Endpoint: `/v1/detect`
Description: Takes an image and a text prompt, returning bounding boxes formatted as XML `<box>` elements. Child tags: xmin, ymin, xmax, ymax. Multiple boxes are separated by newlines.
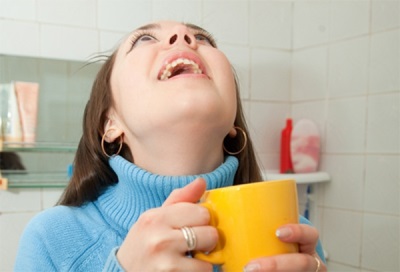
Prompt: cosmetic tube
<box><xmin>14</xmin><ymin>81</ymin><xmax>39</xmax><ymax>144</ymax></box>
<box><xmin>1</xmin><ymin>83</ymin><xmax>23</xmax><ymax>144</ymax></box>
<box><xmin>0</xmin><ymin>84</ymin><xmax>8</xmax><ymax>141</ymax></box>
<box><xmin>0</xmin><ymin>84</ymin><xmax>5</xmax><ymax>141</ymax></box>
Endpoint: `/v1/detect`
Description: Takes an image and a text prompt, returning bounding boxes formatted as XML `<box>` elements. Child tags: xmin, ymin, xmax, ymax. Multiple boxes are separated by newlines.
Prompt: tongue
<box><xmin>170</xmin><ymin>64</ymin><xmax>194</xmax><ymax>78</ymax></box>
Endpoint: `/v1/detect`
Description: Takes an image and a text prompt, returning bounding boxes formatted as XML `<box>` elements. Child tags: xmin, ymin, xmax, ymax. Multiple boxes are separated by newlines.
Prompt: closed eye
<box><xmin>129</xmin><ymin>31</ymin><xmax>158</xmax><ymax>51</ymax></box>
<box><xmin>194</xmin><ymin>33</ymin><xmax>216</xmax><ymax>47</ymax></box>
<box><xmin>185</xmin><ymin>23</ymin><xmax>217</xmax><ymax>47</ymax></box>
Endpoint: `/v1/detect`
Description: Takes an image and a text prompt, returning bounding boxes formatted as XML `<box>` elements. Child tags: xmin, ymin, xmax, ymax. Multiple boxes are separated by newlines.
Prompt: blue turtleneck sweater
<box><xmin>15</xmin><ymin>155</ymin><xmax>325</xmax><ymax>271</ymax></box>
<box><xmin>14</xmin><ymin>156</ymin><xmax>239</xmax><ymax>271</ymax></box>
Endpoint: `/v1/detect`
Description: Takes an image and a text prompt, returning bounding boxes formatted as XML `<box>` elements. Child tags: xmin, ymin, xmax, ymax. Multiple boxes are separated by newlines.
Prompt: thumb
<box><xmin>163</xmin><ymin>177</ymin><xmax>207</xmax><ymax>206</ymax></box>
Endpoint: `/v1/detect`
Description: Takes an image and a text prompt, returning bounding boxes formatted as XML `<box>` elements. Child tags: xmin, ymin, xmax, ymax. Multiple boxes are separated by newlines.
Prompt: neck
<box><xmin>126</xmin><ymin>127</ymin><xmax>226</xmax><ymax>176</ymax></box>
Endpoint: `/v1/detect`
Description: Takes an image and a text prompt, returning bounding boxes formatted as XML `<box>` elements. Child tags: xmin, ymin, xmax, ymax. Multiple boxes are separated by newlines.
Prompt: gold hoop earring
<box><xmin>101</xmin><ymin>129</ymin><xmax>123</xmax><ymax>157</ymax></box>
<box><xmin>223</xmin><ymin>126</ymin><xmax>247</xmax><ymax>155</ymax></box>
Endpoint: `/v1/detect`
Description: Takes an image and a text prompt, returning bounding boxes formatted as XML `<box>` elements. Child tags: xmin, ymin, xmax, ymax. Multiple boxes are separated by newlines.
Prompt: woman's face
<box><xmin>109</xmin><ymin>21</ymin><xmax>237</xmax><ymax>147</ymax></box>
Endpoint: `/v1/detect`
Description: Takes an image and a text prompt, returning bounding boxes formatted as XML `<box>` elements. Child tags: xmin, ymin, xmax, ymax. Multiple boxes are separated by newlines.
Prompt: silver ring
<box><xmin>314</xmin><ymin>256</ymin><xmax>321</xmax><ymax>272</ymax></box>
<box><xmin>181</xmin><ymin>226</ymin><xmax>197</xmax><ymax>251</ymax></box>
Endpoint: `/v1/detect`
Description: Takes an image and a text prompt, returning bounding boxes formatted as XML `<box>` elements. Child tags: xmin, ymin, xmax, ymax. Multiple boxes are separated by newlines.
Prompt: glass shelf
<box><xmin>1</xmin><ymin>171</ymin><xmax>69</xmax><ymax>188</ymax></box>
<box><xmin>0</xmin><ymin>141</ymin><xmax>76</xmax><ymax>189</ymax></box>
<box><xmin>1</xmin><ymin>141</ymin><xmax>77</xmax><ymax>153</ymax></box>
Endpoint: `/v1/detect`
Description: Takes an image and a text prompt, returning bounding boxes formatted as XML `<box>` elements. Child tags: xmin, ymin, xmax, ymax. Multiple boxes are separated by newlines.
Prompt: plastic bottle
<box><xmin>280</xmin><ymin>118</ymin><xmax>294</xmax><ymax>173</ymax></box>
<box><xmin>2</xmin><ymin>82</ymin><xmax>23</xmax><ymax>145</ymax></box>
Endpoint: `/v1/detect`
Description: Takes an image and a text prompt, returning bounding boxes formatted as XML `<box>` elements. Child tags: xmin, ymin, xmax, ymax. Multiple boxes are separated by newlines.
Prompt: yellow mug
<box><xmin>194</xmin><ymin>179</ymin><xmax>299</xmax><ymax>271</ymax></box>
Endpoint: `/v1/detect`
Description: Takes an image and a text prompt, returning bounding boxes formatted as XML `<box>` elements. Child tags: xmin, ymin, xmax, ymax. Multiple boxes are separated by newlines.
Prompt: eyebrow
<box><xmin>184</xmin><ymin>23</ymin><xmax>208</xmax><ymax>33</ymax></box>
<box><xmin>134</xmin><ymin>22</ymin><xmax>207</xmax><ymax>33</ymax></box>
<box><xmin>125</xmin><ymin>22</ymin><xmax>214</xmax><ymax>53</ymax></box>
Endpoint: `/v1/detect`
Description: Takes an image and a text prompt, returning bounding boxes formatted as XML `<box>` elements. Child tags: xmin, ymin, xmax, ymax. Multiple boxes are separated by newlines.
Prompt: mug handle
<box><xmin>193</xmin><ymin>202</ymin><xmax>225</xmax><ymax>265</ymax></box>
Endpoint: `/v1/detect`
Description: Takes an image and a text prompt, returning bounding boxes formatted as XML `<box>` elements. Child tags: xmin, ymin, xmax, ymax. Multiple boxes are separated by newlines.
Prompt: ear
<box><xmin>228</xmin><ymin>126</ymin><xmax>237</xmax><ymax>137</ymax></box>
<box><xmin>103</xmin><ymin>119</ymin><xmax>124</xmax><ymax>143</ymax></box>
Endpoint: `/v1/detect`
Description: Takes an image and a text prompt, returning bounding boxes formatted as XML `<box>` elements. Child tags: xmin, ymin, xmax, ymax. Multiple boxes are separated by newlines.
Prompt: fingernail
<box><xmin>275</xmin><ymin>227</ymin><xmax>293</xmax><ymax>239</ymax></box>
<box><xmin>243</xmin><ymin>262</ymin><xmax>260</xmax><ymax>272</ymax></box>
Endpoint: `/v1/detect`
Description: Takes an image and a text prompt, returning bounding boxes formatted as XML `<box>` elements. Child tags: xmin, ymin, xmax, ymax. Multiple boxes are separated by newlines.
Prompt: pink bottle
<box><xmin>290</xmin><ymin>119</ymin><xmax>321</xmax><ymax>173</ymax></box>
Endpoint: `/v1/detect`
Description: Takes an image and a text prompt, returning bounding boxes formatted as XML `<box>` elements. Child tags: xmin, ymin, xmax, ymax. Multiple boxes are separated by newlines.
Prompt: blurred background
<box><xmin>0</xmin><ymin>0</ymin><xmax>399</xmax><ymax>271</ymax></box>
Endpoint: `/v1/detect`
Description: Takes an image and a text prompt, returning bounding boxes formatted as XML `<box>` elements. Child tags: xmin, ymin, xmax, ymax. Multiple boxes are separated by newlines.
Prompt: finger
<box><xmin>163</xmin><ymin>177</ymin><xmax>207</xmax><ymax>206</ymax></box>
<box><xmin>176</xmin><ymin>256</ymin><xmax>213</xmax><ymax>272</ymax></box>
<box><xmin>176</xmin><ymin>226</ymin><xmax>218</xmax><ymax>253</ymax></box>
<box><xmin>157</xmin><ymin>202</ymin><xmax>210</xmax><ymax>227</ymax></box>
<box><xmin>244</xmin><ymin>253</ymin><xmax>326</xmax><ymax>272</ymax></box>
<box><xmin>150</xmin><ymin>249</ymin><xmax>213</xmax><ymax>272</ymax></box>
<box><xmin>275</xmin><ymin>223</ymin><xmax>319</xmax><ymax>254</ymax></box>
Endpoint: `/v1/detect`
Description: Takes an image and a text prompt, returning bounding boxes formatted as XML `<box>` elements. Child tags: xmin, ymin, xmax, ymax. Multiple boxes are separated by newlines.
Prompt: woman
<box><xmin>15</xmin><ymin>21</ymin><xmax>326</xmax><ymax>272</ymax></box>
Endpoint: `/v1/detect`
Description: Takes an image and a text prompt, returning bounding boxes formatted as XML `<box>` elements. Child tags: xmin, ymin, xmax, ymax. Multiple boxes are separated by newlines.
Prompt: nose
<box><xmin>167</xmin><ymin>25</ymin><xmax>197</xmax><ymax>49</ymax></box>
<box><xmin>169</xmin><ymin>34</ymin><xmax>191</xmax><ymax>45</ymax></box>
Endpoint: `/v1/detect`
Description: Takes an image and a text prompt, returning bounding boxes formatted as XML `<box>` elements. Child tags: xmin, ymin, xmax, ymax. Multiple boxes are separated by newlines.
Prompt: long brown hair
<box><xmin>58</xmin><ymin>52</ymin><xmax>261</xmax><ymax>207</ymax></box>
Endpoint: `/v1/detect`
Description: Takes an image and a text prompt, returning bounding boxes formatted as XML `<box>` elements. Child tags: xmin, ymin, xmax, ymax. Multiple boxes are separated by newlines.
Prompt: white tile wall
<box><xmin>1</xmin><ymin>1</ymin><xmax>399</xmax><ymax>271</ymax></box>
<box><xmin>97</xmin><ymin>0</ymin><xmax>152</xmax><ymax>32</ymax></box>
<box><xmin>328</xmin><ymin>37</ymin><xmax>369</xmax><ymax>98</ymax></box>
<box><xmin>364</xmin><ymin>155</ymin><xmax>400</xmax><ymax>215</ymax></box>
<box><xmin>322</xmin><ymin>209</ymin><xmax>363</xmax><ymax>267</ymax></box>
<box><xmin>329</xmin><ymin>1</ymin><xmax>369</xmax><ymax>41</ymax></box>
<box><xmin>37</xmin><ymin>0</ymin><xmax>97</xmax><ymax>28</ymax></box>
<box><xmin>369</xmin><ymin>30</ymin><xmax>400</xmax><ymax>93</ymax></box>
<box><xmin>249</xmin><ymin>101</ymin><xmax>290</xmax><ymax>155</ymax></box>
<box><xmin>249</xmin><ymin>1</ymin><xmax>292</xmax><ymax>49</ymax></box>
<box><xmin>325</xmin><ymin>97</ymin><xmax>367</xmax><ymax>153</ymax></box>
<box><xmin>371</xmin><ymin>0</ymin><xmax>400</xmax><ymax>32</ymax></box>
<box><xmin>42</xmin><ymin>188</ymin><xmax>64</xmax><ymax>209</ymax></box>
<box><xmin>293</xmin><ymin>1</ymin><xmax>330</xmax><ymax>49</ymax></box>
<box><xmin>291</xmin><ymin>46</ymin><xmax>328</xmax><ymax>101</ymax></box>
<box><xmin>40</xmin><ymin>24</ymin><xmax>99</xmax><ymax>61</ymax></box>
<box><xmin>322</xmin><ymin>155</ymin><xmax>365</xmax><ymax>211</ymax></box>
<box><xmin>203</xmin><ymin>0</ymin><xmax>249</xmax><ymax>45</ymax></box>
<box><xmin>0</xmin><ymin>0</ymin><xmax>36</xmax><ymax>21</ymax></box>
<box><xmin>366</xmin><ymin>93</ymin><xmax>400</xmax><ymax>153</ymax></box>
<box><xmin>152</xmin><ymin>0</ymin><xmax>203</xmax><ymax>25</ymax></box>
<box><xmin>99</xmin><ymin>31</ymin><xmax>126</xmax><ymax>53</ymax></box>
<box><xmin>361</xmin><ymin>214</ymin><xmax>400</xmax><ymax>271</ymax></box>
<box><xmin>0</xmin><ymin>189</ymin><xmax>41</xmax><ymax>212</ymax></box>
<box><xmin>326</xmin><ymin>262</ymin><xmax>361</xmax><ymax>272</ymax></box>
<box><xmin>219</xmin><ymin>44</ymin><xmax>251</xmax><ymax>99</ymax></box>
<box><xmin>251</xmin><ymin>48</ymin><xmax>291</xmax><ymax>101</ymax></box>
<box><xmin>0</xmin><ymin>20</ymin><xmax>40</xmax><ymax>57</ymax></box>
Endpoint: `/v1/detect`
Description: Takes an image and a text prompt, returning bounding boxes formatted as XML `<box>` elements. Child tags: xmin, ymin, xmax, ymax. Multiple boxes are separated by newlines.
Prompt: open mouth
<box><xmin>158</xmin><ymin>57</ymin><xmax>204</xmax><ymax>81</ymax></box>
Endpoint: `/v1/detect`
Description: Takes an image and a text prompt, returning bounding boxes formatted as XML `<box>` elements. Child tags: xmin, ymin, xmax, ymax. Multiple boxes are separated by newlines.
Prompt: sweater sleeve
<box><xmin>102</xmin><ymin>247</ymin><xmax>125</xmax><ymax>272</ymax></box>
<box><xmin>299</xmin><ymin>215</ymin><xmax>326</xmax><ymax>263</ymax></box>
<box><xmin>14</xmin><ymin>216</ymin><xmax>57</xmax><ymax>271</ymax></box>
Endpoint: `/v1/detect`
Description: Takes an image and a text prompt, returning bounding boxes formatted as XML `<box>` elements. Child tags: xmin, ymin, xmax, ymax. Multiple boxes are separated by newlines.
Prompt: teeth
<box><xmin>159</xmin><ymin>58</ymin><xmax>203</xmax><ymax>80</ymax></box>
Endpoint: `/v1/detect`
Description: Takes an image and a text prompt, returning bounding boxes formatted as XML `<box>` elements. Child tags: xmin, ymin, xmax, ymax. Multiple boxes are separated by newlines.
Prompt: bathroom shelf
<box><xmin>1</xmin><ymin>171</ymin><xmax>69</xmax><ymax>189</ymax></box>
<box><xmin>1</xmin><ymin>141</ymin><xmax>77</xmax><ymax>153</ymax></box>
<box><xmin>262</xmin><ymin>170</ymin><xmax>330</xmax><ymax>184</ymax></box>
<box><xmin>0</xmin><ymin>141</ymin><xmax>76</xmax><ymax>189</ymax></box>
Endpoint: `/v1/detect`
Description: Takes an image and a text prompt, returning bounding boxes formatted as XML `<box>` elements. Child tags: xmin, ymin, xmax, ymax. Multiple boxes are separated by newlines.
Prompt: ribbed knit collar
<box><xmin>95</xmin><ymin>155</ymin><xmax>238</xmax><ymax>237</ymax></box>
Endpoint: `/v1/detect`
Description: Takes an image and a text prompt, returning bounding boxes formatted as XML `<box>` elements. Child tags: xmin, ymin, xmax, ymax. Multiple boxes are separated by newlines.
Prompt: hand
<box><xmin>244</xmin><ymin>224</ymin><xmax>327</xmax><ymax>272</ymax></box>
<box><xmin>116</xmin><ymin>178</ymin><xmax>217</xmax><ymax>272</ymax></box>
